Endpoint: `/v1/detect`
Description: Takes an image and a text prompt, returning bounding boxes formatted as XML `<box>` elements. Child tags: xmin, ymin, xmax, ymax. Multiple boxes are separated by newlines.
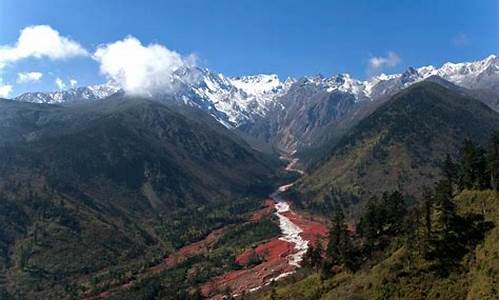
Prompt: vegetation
<box><xmin>107</xmin><ymin>214</ymin><xmax>281</xmax><ymax>299</ymax></box>
<box><xmin>289</xmin><ymin>81</ymin><xmax>498</xmax><ymax>218</ymax></box>
<box><xmin>252</xmin><ymin>138</ymin><xmax>498</xmax><ymax>299</ymax></box>
<box><xmin>0</xmin><ymin>97</ymin><xmax>282</xmax><ymax>299</ymax></box>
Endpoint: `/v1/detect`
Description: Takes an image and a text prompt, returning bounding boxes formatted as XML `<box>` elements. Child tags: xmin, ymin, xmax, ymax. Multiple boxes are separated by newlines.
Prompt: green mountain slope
<box><xmin>250</xmin><ymin>189</ymin><xmax>498</xmax><ymax>300</ymax></box>
<box><xmin>0</xmin><ymin>96</ymin><xmax>280</xmax><ymax>298</ymax></box>
<box><xmin>289</xmin><ymin>81</ymin><xmax>498</xmax><ymax>216</ymax></box>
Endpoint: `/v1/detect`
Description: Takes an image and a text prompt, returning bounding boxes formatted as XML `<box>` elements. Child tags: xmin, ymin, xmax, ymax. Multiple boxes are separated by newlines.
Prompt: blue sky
<box><xmin>0</xmin><ymin>0</ymin><xmax>498</xmax><ymax>97</ymax></box>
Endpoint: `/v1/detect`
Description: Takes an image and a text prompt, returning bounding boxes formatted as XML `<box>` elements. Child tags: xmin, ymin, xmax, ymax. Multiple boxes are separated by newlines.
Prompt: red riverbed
<box><xmin>90</xmin><ymin>156</ymin><xmax>328</xmax><ymax>299</ymax></box>
<box><xmin>200</xmin><ymin>202</ymin><xmax>328</xmax><ymax>299</ymax></box>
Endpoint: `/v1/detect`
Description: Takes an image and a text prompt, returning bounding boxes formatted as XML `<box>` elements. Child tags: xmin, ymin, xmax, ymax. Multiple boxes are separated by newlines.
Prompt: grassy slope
<box><xmin>251</xmin><ymin>189</ymin><xmax>498</xmax><ymax>300</ymax></box>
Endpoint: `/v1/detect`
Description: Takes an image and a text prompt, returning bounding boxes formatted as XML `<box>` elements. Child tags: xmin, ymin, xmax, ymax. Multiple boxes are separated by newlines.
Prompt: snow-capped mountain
<box><xmin>15</xmin><ymin>81</ymin><xmax>121</xmax><ymax>104</ymax></box>
<box><xmin>237</xmin><ymin>55</ymin><xmax>498</xmax><ymax>152</ymax></box>
<box><xmin>14</xmin><ymin>68</ymin><xmax>293</xmax><ymax>128</ymax></box>
<box><xmin>174</xmin><ymin>69</ymin><xmax>293</xmax><ymax>127</ymax></box>
<box><xmin>13</xmin><ymin>55</ymin><xmax>498</xmax><ymax>130</ymax></box>
<box><xmin>296</xmin><ymin>54</ymin><xmax>498</xmax><ymax>102</ymax></box>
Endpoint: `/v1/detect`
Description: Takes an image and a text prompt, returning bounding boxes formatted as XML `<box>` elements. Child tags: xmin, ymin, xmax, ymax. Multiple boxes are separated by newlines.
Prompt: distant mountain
<box><xmin>14</xmin><ymin>81</ymin><xmax>121</xmax><ymax>103</ymax></box>
<box><xmin>0</xmin><ymin>96</ymin><xmax>280</xmax><ymax>298</ymax></box>
<box><xmin>288</xmin><ymin>81</ymin><xmax>498</xmax><ymax>216</ymax></box>
<box><xmin>14</xmin><ymin>69</ymin><xmax>294</xmax><ymax>129</ymax></box>
<box><xmin>13</xmin><ymin>56</ymin><xmax>498</xmax><ymax>151</ymax></box>
<box><xmin>239</xmin><ymin>55</ymin><xmax>499</xmax><ymax>152</ymax></box>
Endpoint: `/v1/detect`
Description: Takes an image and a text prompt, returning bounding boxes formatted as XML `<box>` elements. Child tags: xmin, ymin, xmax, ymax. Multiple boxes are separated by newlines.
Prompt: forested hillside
<box><xmin>251</xmin><ymin>138</ymin><xmax>499</xmax><ymax>300</ymax></box>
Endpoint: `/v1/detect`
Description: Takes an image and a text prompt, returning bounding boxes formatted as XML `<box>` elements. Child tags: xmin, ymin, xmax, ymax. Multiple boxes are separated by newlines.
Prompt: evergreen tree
<box><xmin>359</xmin><ymin>196</ymin><xmax>381</xmax><ymax>249</ymax></box>
<box><xmin>422</xmin><ymin>187</ymin><xmax>434</xmax><ymax>253</ymax></box>
<box><xmin>386</xmin><ymin>191</ymin><xmax>407</xmax><ymax>234</ymax></box>
<box><xmin>487</xmin><ymin>132</ymin><xmax>499</xmax><ymax>190</ymax></box>
<box><xmin>326</xmin><ymin>209</ymin><xmax>356</xmax><ymax>271</ymax></box>
<box><xmin>442</xmin><ymin>153</ymin><xmax>458</xmax><ymax>185</ymax></box>
<box><xmin>430</xmin><ymin>179</ymin><xmax>460</xmax><ymax>261</ymax></box>
<box><xmin>459</xmin><ymin>139</ymin><xmax>477</xmax><ymax>190</ymax></box>
<box><xmin>303</xmin><ymin>242</ymin><xmax>322</xmax><ymax>270</ymax></box>
<box><xmin>474</xmin><ymin>147</ymin><xmax>489</xmax><ymax>190</ymax></box>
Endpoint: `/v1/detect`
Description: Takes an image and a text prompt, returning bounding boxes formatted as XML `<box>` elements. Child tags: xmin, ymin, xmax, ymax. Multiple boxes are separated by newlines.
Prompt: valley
<box><xmin>87</xmin><ymin>155</ymin><xmax>329</xmax><ymax>299</ymax></box>
<box><xmin>0</xmin><ymin>4</ymin><xmax>498</xmax><ymax>299</ymax></box>
<box><xmin>200</xmin><ymin>156</ymin><xmax>327</xmax><ymax>299</ymax></box>
<box><xmin>0</xmin><ymin>45</ymin><xmax>497</xmax><ymax>300</ymax></box>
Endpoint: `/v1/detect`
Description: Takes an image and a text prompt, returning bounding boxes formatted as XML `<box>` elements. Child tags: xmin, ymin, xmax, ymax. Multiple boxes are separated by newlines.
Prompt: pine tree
<box><xmin>326</xmin><ymin>209</ymin><xmax>356</xmax><ymax>271</ymax></box>
<box><xmin>422</xmin><ymin>187</ymin><xmax>433</xmax><ymax>252</ymax></box>
<box><xmin>474</xmin><ymin>147</ymin><xmax>489</xmax><ymax>190</ymax></box>
<box><xmin>459</xmin><ymin>139</ymin><xmax>477</xmax><ymax>190</ymax></box>
<box><xmin>386</xmin><ymin>191</ymin><xmax>407</xmax><ymax>234</ymax></box>
<box><xmin>487</xmin><ymin>132</ymin><xmax>499</xmax><ymax>190</ymax></box>
<box><xmin>303</xmin><ymin>243</ymin><xmax>322</xmax><ymax>270</ymax></box>
<box><xmin>359</xmin><ymin>196</ymin><xmax>380</xmax><ymax>250</ymax></box>
<box><xmin>442</xmin><ymin>153</ymin><xmax>458</xmax><ymax>185</ymax></box>
<box><xmin>430</xmin><ymin>179</ymin><xmax>459</xmax><ymax>261</ymax></box>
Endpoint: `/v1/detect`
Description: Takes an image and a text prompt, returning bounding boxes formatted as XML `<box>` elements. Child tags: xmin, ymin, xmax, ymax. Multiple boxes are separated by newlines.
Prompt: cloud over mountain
<box><xmin>17</xmin><ymin>72</ymin><xmax>43</xmax><ymax>83</ymax></box>
<box><xmin>93</xmin><ymin>36</ymin><xmax>197</xmax><ymax>96</ymax></box>
<box><xmin>367</xmin><ymin>51</ymin><xmax>401</xmax><ymax>76</ymax></box>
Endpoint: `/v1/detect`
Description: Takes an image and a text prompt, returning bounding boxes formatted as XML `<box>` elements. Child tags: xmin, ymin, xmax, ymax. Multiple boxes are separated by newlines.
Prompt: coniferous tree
<box><xmin>422</xmin><ymin>187</ymin><xmax>434</xmax><ymax>254</ymax></box>
<box><xmin>386</xmin><ymin>191</ymin><xmax>407</xmax><ymax>234</ymax></box>
<box><xmin>430</xmin><ymin>179</ymin><xmax>460</xmax><ymax>262</ymax></box>
<box><xmin>487</xmin><ymin>132</ymin><xmax>499</xmax><ymax>190</ymax></box>
<box><xmin>303</xmin><ymin>242</ymin><xmax>322</xmax><ymax>270</ymax></box>
<box><xmin>326</xmin><ymin>209</ymin><xmax>356</xmax><ymax>271</ymax></box>
<box><xmin>359</xmin><ymin>196</ymin><xmax>380</xmax><ymax>250</ymax></box>
<box><xmin>459</xmin><ymin>139</ymin><xmax>477</xmax><ymax>190</ymax></box>
<box><xmin>474</xmin><ymin>147</ymin><xmax>489</xmax><ymax>190</ymax></box>
<box><xmin>442</xmin><ymin>153</ymin><xmax>458</xmax><ymax>185</ymax></box>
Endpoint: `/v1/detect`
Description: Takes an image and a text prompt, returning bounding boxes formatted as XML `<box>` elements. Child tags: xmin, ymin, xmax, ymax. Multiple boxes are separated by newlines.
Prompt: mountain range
<box><xmin>1</xmin><ymin>53</ymin><xmax>498</xmax><ymax>299</ymax></box>
<box><xmin>288</xmin><ymin>80</ymin><xmax>498</xmax><ymax>216</ymax></box>
<box><xmin>13</xmin><ymin>55</ymin><xmax>498</xmax><ymax>154</ymax></box>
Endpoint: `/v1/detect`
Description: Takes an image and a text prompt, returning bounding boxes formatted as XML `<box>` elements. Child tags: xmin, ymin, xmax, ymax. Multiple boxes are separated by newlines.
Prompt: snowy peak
<box><xmin>12</xmin><ymin>55</ymin><xmax>498</xmax><ymax>128</ymax></box>
<box><xmin>415</xmin><ymin>54</ymin><xmax>498</xmax><ymax>90</ymax></box>
<box><xmin>229</xmin><ymin>74</ymin><xmax>291</xmax><ymax>100</ymax></box>
<box><xmin>15</xmin><ymin>81</ymin><xmax>121</xmax><ymax>104</ymax></box>
<box><xmin>359</xmin><ymin>54</ymin><xmax>499</xmax><ymax>100</ymax></box>
<box><xmin>181</xmin><ymin>69</ymin><xmax>291</xmax><ymax>127</ymax></box>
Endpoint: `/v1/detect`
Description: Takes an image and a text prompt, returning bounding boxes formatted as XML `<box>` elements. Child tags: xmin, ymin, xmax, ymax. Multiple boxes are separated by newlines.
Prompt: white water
<box><xmin>271</xmin><ymin>156</ymin><xmax>309</xmax><ymax>269</ymax></box>
<box><xmin>274</xmin><ymin>201</ymin><xmax>309</xmax><ymax>267</ymax></box>
<box><xmin>235</xmin><ymin>155</ymin><xmax>309</xmax><ymax>295</ymax></box>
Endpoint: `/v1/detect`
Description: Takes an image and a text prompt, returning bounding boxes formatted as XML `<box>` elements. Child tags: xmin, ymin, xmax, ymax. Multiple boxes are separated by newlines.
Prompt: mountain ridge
<box><xmin>13</xmin><ymin>55</ymin><xmax>499</xmax><ymax>130</ymax></box>
<box><xmin>288</xmin><ymin>80</ymin><xmax>498</xmax><ymax>216</ymax></box>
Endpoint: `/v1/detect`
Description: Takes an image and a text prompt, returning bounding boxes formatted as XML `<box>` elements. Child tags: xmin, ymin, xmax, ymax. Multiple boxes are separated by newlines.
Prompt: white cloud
<box><xmin>17</xmin><ymin>71</ymin><xmax>43</xmax><ymax>83</ymax></box>
<box><xmin>93</xmin><ymin>36</ymin><xmax>196</xmax><ymax>96</ymax></box>
<box><xmin>0</xmin><ymin>25</ymin><xmax>88</xmax><ymax>68</ymax></box>
<box><xmin>0</xmin><ymin>25</ymin><xmax>88</xmax><ymax>96</ymax></box>
<box><xmin>367</xmin><ymin>51</ymin><xmax>401</xmax><ymax>75</ymax></box>
<box><xmin>70</xmin><ymin>79</ymin><xmax>78</xmax><ymax>88</ymax></box>
<box><xmin>0</xmin><ymin>83</ymin><xmax>12</xmax><ymax>98</ymax></box>
<box><xmin>55</xmin><ymin>77</ymin><xmax>66</xmax><ymax>90</ymax></box>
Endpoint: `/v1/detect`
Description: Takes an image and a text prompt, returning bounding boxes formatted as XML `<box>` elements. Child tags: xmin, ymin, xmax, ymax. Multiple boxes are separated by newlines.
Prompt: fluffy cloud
<box><xmin>70</xmin><ymin>79</ymin><xmax>78</xmax><ymax>88</ymax></box>
<box><xmin>0</xmin><ymin>25</ymin><xmax>88</xmax><ymax>68</ymax></box>
<box><xmin>0</xmin><ymin>25</ymin><xmax>88</xmax><ymax>96</ymax></box>
<box><xmin>0</xmin><ymin>82</ymin><xmax>12</xmax><ymax>98</ymax></box>
<box><xmin>55</xmin><ymin>77</ymin><xmax>66</xmax><ymax>90</ymax></box>
<box><xmin>93</xmin><ymin>36</ymin><xmax>196</xmax><ymax>96</ymax></box>
<box><xmin>367</xmin><ymin>51</ymin><xmax>401</xmax><ymax>75</ymax></box>
<box><xmin>17</xmin><ymin>71</ymin><xmax>43</xmax><ymax>83</ymax></box>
